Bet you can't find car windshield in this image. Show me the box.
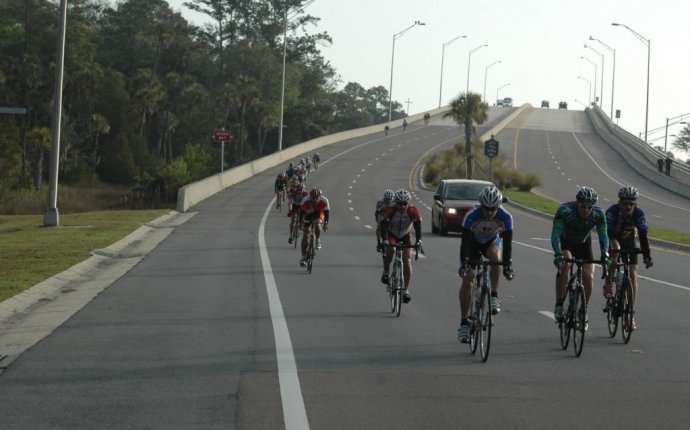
[445,183,488,200]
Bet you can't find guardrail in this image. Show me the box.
[586,106,690,198]
[176,107,448,212]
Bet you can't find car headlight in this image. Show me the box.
[447,208,457,215]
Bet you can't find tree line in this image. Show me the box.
[0,0,407,208]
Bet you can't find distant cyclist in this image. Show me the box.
[375,189,395,252]
[312,152,320,171]
[384,125,390,136]
[402,118,408,133]
[423,112,430,125]
[457,186,514,343]
[551,186,609,325]
[274,173,287,209]
[287,182,308,243]
[603,185,653,330]
[379,189,422,303]
[298,188,330,266]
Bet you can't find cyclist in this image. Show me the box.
[402,118,408,133]
[423,112,430,125]
[274,173,287,209]
[551,186,609,324]
[384,125,390,136]
[298,188,330,266]
[375,189,395,252]
[603,185,653,330]
[287,182,308,243]
[457,186,514,343]
[286,162,296,178]
[312,152,320,171]
[379,189,422,303]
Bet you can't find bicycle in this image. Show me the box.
[384,242,420,317]
[302,220,320,274]
[384,125,390,136]
[557,257,605,357]
[289,210,299,248]
[276,189,286,211]
[603,248,641,344]
[312,158,320,172]
[465,259,507,362]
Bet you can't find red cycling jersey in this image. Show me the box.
[300,195,331,221]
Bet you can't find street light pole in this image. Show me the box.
[585,44,605,106]
[44,0,68,227]
[580,56,597,105]
[389,20,425,122]
[466,44,488,93]
[278,0,316,152]
[439,35,466,108]
[483,60,501,102]
[496,83,510,102]
[577,76,592,105]
[612,23,651,143]
[664,115,690,152]
[589,36,616,119]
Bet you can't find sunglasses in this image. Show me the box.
[578,203,594,210]
[481,206,498,211]
[620,200,636,207]
[396,201,408,207]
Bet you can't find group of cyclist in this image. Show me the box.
[372,182,653,344]
[277,154,330,267]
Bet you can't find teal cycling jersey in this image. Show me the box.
[551,201,609,256]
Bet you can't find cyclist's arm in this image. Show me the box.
[550,216,565,256]
[413,219,422,242]
[459,228,472,265]
[501,229,513,263]
[323,209,330,225]
[594,208,609,257]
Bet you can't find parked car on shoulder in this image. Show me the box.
[503,97,513,107]
[431,179,495,236]
[496,99,504,107]
[541,100,550,108]
[558,101,568,109]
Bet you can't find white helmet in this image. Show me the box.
[618,185,639,200]
[394,189,411,203]
[478,185,503,208]
[576,186,598,205]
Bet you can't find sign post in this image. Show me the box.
[484,135,499,182]
[213,129,233,172]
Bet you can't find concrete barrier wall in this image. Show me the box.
[177,107,449,212]
[586,107,690,198]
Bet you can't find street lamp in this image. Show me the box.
[612,22,651,143]
[589,36,616,119]
[574,99,587,109]
[389,20,426,122]
[44,0,68,227]
[577,76,592,105]
[580,56,597,104]
[483,60,501,102]
[496,83,510,102]
[439,35,466,108]
[584,44,605,107]
[664,115,690,152]
[278,0,317,151]
[466,44,488,93]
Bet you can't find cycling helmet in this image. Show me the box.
[394,189,411,203]
[618,185,639,200]
[295,183,304,192]
[576,186,598,205]
[309,188,321,199]
[478,185,503,208]
[383,189,395,201]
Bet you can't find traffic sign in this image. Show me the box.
[484,137,499,158]
[213,130,233,142]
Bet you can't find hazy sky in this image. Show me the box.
[169,0,690,159]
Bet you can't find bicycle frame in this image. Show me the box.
[303,220,319,274]
[557,258,601,357]
[385,242,419,318]
[465,259,505,362]
[605,248,640,343]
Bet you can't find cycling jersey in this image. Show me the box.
[300,195,330,222]
[374,199,393,223]
[551,201,608,256]
[460,205,513,264]
[275,177,287,192]
[380,205,422,240]
[606,203,651,259]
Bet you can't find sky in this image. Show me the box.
[168,0,690,160]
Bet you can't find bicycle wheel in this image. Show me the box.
[620,279,634,344]
[559,290,571,350]
[306,234,314,273]
[395,263,403,318]
[389,273,396,313]
[469,286,480,355]
[292,221,299,249]
[605,297,618,338]
[572,285,587,357]
[479,288,492,362]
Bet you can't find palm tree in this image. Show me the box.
[443,92,489,179]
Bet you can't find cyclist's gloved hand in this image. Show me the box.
[376,243,383,253]
[503,264,514,280]
[601,254,611,267]
[643,254,653,268]
[323,222,328,232]
[553,254,563,268]
[458,265,467,278]
[415,239,421,248]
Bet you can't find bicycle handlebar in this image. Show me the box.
[557,258,608,279]
[382,242,423,260]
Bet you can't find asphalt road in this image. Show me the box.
[0,107,689,429]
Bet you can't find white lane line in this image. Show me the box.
[354,215,360,220]
[259,199,310,430]
[364,224,374,229]
[539,311,555,320]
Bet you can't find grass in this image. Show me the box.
[0,210,169,302]
[502,188,690,245]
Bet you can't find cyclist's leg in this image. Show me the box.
[484,240,501,294]
[578,241,595,304]
[300,221,309,255]
[555,248,573,302]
